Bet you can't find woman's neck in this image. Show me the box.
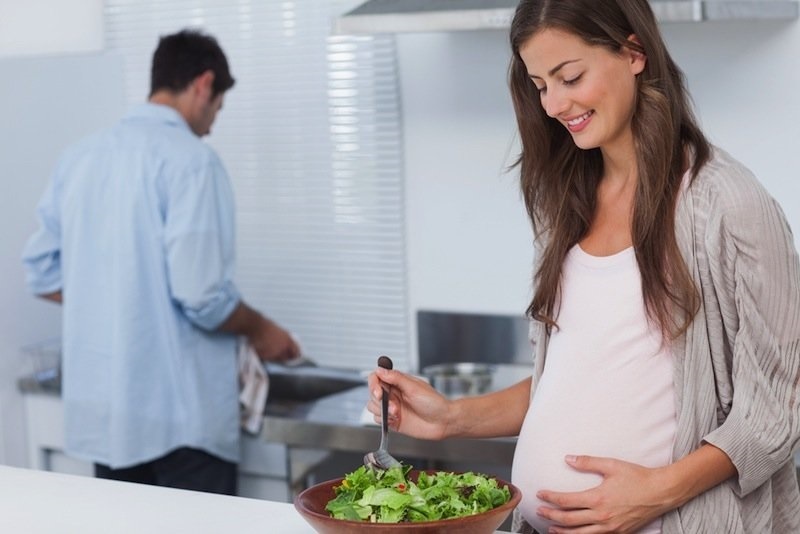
[599,129,638,189]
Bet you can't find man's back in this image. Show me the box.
[23,102,242,468]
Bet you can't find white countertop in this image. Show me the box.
[0,465,515,533]
[0,465,311,533]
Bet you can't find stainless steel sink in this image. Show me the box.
[265,363,366,404]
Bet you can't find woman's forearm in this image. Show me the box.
[448,376,532,439]
[660,443,738,510]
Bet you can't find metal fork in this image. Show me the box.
[363,355,402,470]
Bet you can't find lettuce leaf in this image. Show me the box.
[324,464,511,523]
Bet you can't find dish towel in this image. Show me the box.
[238,340,269,434]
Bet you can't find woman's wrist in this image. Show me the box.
[657,462,694,512]
[442,396,467,439]
[657,443,738,512]
[443,395,492,439]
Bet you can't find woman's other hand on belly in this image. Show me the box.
[535,455,672,534]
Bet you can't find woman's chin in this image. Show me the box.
[570,135,600,151]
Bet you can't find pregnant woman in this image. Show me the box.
[366,1,800,532]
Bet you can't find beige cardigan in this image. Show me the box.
[514,148,800,533]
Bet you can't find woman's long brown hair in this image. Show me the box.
[509,0,709,340]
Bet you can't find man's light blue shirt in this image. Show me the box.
[22,103,242,468]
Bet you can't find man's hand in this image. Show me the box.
[39,290,63,303]
[218,301,300,362]
[248,316,300,363]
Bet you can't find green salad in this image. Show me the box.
[325,464,511,523]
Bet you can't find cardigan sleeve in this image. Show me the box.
[702,179,800,495]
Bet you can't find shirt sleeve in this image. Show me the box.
[162,151,241,331]
[21,169,63,295]
[702,181,800,495]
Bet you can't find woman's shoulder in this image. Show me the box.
[691,146,762,198]
[688,146,791,246]
[689,146,776,216]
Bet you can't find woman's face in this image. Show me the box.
[519,28,645,153]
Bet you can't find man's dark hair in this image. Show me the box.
[150,29,235,98]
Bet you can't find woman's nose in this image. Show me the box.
[542,87,568,118]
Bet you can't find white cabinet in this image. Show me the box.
[23,394,92,476]
[20,391,316,502]
[238,433,292,501]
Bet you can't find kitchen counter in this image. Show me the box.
[17,374,60,396]
[0,465,310,533]
[261,385,517,466]
[0,465,513,533]
[18,364,524,479]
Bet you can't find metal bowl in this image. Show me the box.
[422,362,494,398]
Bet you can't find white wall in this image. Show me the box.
[0,0,104,57]
[399,31,532,319]
[0,53,125,466]
[399,19,800,365]
[662,19,800,229]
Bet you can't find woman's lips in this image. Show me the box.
[565,110,593,133]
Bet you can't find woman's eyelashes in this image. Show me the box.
[533,73,583,94]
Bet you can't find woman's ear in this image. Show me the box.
[626,34,647,75]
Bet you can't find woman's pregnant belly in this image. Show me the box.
[511,351,676,534]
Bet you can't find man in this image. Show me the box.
[21,29,299,495]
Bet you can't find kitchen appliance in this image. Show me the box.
[335,0,799,34]
[416,310,533,397]
[417,310,531,368]
[422,362,494,398]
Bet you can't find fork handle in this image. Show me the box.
[377,355,393,371]
[380,387,390,442]
[377,356,393,443]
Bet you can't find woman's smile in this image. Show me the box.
[565,110,594,133]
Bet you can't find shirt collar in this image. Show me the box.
[124,102,192,134]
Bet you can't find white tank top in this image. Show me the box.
[512,245,676,534]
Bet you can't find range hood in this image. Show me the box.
[335,0,799,34]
